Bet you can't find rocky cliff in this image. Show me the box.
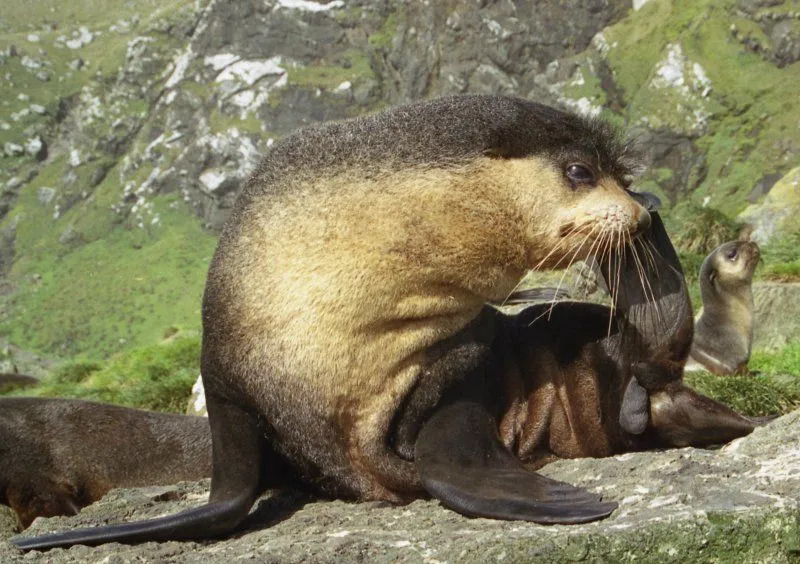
[2,0,800,360]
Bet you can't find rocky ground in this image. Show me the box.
[3,409,798,563]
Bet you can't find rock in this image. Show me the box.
[24,136,47,161]
[186,374,208,417]
[753,282,800,349]
[36,187,55,205]
[0,506,19,542]
[2,142,24,157]
[739,165,800,245]
[5,411,799,562]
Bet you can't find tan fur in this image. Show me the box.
[690,241,759,375]
[210,155,645,498]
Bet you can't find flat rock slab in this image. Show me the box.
[4,410,799,563]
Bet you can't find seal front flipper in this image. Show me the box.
[415,399,617,523]
[12,392,269,551]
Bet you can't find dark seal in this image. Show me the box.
[1,398,211,528]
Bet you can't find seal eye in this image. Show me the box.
[565,164,596,186]
[727,249,738,261]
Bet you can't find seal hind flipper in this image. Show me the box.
[415,399,616,524]
[649,382,756,447]
[12,392,271,551]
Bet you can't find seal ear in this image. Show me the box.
[648,382,756,447]
[619,377,649,435]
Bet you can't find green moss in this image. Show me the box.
[0,0,194,31]
[683,370,800,416]
[561,62,609,107]
[368,11,399,49]
[288,50,375,90]
[209,108,263,134]
[0,178,216,357]
[11,337,201,412]
[602,0,800,221]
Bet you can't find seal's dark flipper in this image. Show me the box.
[12,392,266,551]
[649,382,757,447]
[415,399,617,524]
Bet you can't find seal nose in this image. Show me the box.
[636,208,651,234]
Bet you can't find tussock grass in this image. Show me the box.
[684,342,800,416]
[6,336,201,413]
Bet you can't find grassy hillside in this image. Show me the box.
[0,0,214,359]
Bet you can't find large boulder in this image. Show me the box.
[753,282,800,349]
[5,410,799,562]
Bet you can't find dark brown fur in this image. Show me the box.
[0,398,211,528]
[495,209,758,463]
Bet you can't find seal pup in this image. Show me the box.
[0,398,211,528]
[14,95,651,550]
[686,240,760,375]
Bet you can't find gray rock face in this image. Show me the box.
[1,0,632,238]
[737,0,800,67]
[5,410,799,562]
[754,282,800,349]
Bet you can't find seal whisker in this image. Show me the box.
[638,236,657,274]
[531,224,581,272]
[632,232,665,326]
[547,225,598,320]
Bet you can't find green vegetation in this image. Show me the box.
[288,50,375,90]
[6,336,201,412]
[684,370,800,416]
[368,10,400,49]
[0,177,215,357]
[750,341,800,377]
[598,0,800,236]
[760,231,800,281]
[684,343,800,416]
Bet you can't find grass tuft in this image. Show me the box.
[7,336,201,413]
[684,342,800,416]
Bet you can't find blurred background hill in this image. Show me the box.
[0,0,799,412]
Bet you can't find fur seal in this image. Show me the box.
[13,94,653,550]
[0,398,211,528]
[496,210,758,470]
[687,239,760,375]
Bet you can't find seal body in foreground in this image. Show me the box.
[430,210,759,489]
[14,95,652,549]
[687,240,760,375]
[0,398,211,528]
